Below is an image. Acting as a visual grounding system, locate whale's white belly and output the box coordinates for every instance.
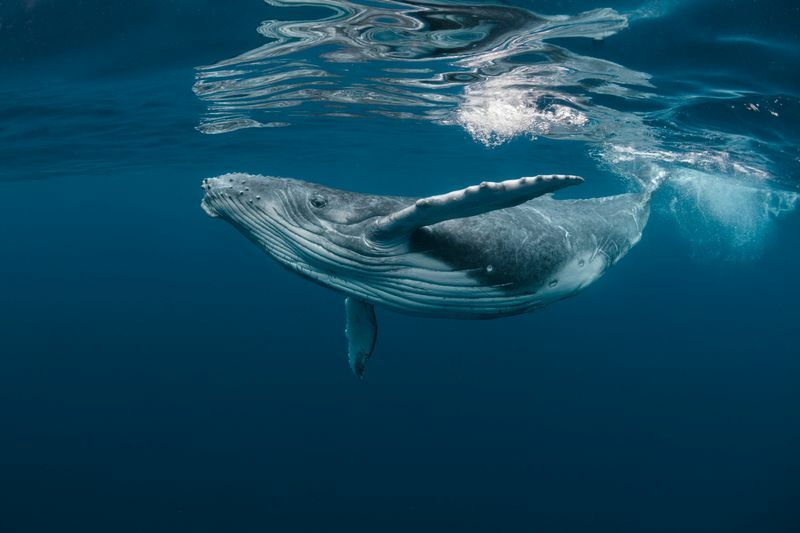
[301,248,610,319]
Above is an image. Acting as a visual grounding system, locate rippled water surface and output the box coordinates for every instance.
[2,1,800,532]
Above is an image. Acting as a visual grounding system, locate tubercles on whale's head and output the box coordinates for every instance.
[201,173,283,220]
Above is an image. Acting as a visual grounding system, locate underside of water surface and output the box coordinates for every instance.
[1,1,799,532]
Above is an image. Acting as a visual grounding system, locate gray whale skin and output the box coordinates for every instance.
[202,172,651,378]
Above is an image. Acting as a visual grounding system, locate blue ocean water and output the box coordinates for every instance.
[1,1,799,531]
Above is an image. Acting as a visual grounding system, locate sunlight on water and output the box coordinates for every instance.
[193,0,799,260]
[193,1,630,133]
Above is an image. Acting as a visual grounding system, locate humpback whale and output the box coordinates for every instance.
[201,173,652,377]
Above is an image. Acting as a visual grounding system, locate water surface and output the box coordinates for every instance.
[1,1,799,531]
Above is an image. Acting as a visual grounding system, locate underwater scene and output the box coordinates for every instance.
[1,1,799,531]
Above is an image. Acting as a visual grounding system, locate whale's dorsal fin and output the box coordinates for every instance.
[345,297,377,379]
[369,174,583,242]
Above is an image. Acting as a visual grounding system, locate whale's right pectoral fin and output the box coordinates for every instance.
[345,297,377,379]
[368,174,583,242]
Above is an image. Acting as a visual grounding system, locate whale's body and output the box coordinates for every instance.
[202,173,650,376]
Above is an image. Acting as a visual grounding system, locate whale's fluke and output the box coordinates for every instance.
[345,297,378,378]
[369,174,583,242]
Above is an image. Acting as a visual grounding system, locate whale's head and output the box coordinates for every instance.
[201,173,408,280]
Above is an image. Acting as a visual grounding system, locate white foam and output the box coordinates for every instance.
[601,144,798,259]
[454,80,587,147]
[605,144,770,180]
[667,169,798,259]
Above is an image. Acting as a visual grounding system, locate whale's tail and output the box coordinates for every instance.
[622,159,798,261]
[622,160,669,206]
[640,166,668,200]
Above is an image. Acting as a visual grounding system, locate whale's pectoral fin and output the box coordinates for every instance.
[368,174,583,242]
[345,297,378,379]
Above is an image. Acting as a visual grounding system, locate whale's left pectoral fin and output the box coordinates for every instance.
[345,297,377,379]
[369,174,583,242]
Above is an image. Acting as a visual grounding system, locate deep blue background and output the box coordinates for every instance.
[1,1,799,532]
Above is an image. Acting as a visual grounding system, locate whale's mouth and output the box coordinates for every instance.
[201,201,218,217]
[200,178,228,218]
[200,195,219,218]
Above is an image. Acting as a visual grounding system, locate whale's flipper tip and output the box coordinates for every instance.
[370,174,583,242]
[345,297,378,379]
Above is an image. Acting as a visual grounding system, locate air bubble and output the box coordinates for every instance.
[549,280,558,287]
[578,259,585,267]
[485,264,494,273]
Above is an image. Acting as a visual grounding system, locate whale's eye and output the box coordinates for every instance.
[309,194,328,208]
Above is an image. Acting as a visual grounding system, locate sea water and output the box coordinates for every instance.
[1,1,799,531]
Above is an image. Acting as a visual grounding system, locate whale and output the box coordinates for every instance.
[201,172,652,377]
